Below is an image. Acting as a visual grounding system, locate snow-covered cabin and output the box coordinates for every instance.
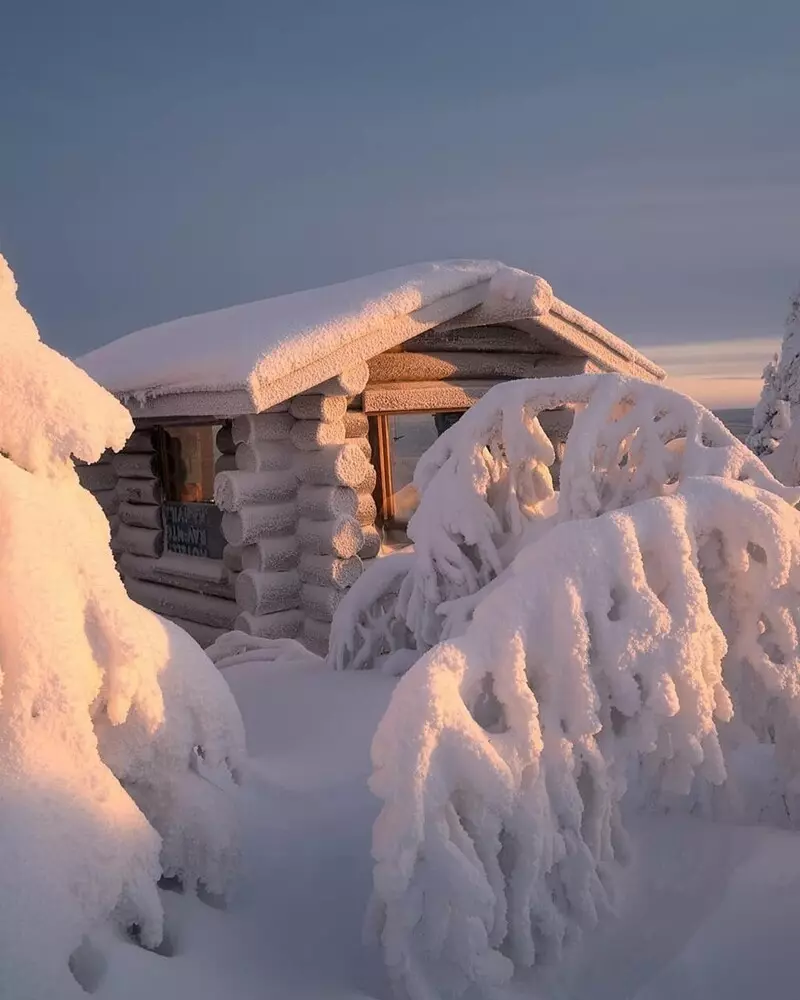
[77,260,664,653]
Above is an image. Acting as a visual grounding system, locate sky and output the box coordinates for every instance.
[2,1,798,406]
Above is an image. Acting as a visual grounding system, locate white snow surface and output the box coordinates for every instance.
[0,254,245,998]
[77,260,502,407]
[76,260,661,415]
[0,255,133,475]
[59,654,800,1000]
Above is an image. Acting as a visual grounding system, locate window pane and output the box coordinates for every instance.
[387,412,463,524]
[162,425,222,503]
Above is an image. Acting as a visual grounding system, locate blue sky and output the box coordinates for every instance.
[2,1,798,403]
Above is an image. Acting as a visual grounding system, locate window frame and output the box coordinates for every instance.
[369,407,469,529]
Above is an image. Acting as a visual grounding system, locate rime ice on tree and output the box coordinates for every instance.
[336,373,800,1000]
[0,255,245,997]
[749,287,800,461]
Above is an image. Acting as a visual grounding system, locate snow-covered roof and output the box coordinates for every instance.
[77,260,665,418]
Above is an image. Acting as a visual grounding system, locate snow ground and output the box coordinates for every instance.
[89,658,800,1000]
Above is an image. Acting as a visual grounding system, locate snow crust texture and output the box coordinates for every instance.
[327,372,800,999]
[0,255,245,998]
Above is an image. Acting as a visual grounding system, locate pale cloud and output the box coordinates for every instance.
[646,338,780,408]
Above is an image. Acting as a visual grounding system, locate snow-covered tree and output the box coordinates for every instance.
[0,255,245,997]
[325,372,800,999]
[748,285,800,457]
[330,374,798,670]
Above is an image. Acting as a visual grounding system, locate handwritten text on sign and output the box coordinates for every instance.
[163,502,225,559]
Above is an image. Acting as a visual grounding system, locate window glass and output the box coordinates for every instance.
[386,411,464,525]
[161,425,222,502]
[158,424,227,559]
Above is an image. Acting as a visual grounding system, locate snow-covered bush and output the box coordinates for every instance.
[330,373,797,669]
[748,285,800,458]
[367,475,800,999]
[0,255,245,997]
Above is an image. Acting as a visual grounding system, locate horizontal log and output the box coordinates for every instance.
[303,363,369,398]
[125,577,238,629]
[94,489,119,516]
[78,464,117,492]
[215,424,236,455]
[241,535,299,572]
[117,477,162,505]
[406,324,570,355]
[123,429,156,454]
[355,466,377,494]
[289,419,347,452]
[214,469,298,512]
[235,569,301,616]
[301,617,331,657]
[119,553,235,599]
[297,486,375,526]
[359,524,381,560]
[214,454,238,475]
[289,395,348,422]
[112,452,159,480]
[167,617,228,649]
[221,502,297,547]
[297,485,360,522]
[301,583,345,623]
[235,609,303,640]
[116,523,164,558]
[232,412,295,446]
[367,351,593,383]
[298,553,362,590]
[296,443,370,488]
[297,516,363,558]
[235,441,294,473]
[118,502,163,529]
[222,544,244,574]
[343,410,369,438]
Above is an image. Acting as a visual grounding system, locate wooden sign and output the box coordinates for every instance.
[163,502,225,559]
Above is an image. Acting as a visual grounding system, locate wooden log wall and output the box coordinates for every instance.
[114,424,241,644]
[218,410,303,641]
[109,429,162,564]
[286,390,376,657]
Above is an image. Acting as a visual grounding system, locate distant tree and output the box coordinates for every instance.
[748,286,800,457]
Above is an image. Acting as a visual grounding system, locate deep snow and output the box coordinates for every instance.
[82,655,800,1000]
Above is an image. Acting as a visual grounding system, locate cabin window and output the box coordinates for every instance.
[372,410,466,545]
[156,424,227,559]
[160,425,222,502]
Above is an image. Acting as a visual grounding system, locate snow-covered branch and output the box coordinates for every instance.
[368,476,800,999]
[331,374,798,668]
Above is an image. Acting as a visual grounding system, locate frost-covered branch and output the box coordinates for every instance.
[331,374,798,667]
[749,285,800,459]
[368,477,800,999]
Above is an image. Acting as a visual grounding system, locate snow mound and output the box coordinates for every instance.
[0,255,133,476]
[0,255,245,997]
[367,476,800,999]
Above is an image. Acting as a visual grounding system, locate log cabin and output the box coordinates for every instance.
[77,260,665,654]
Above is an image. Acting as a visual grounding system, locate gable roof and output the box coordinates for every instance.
[77,260,664,418]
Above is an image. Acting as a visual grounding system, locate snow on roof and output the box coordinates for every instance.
[77,260,664,418]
